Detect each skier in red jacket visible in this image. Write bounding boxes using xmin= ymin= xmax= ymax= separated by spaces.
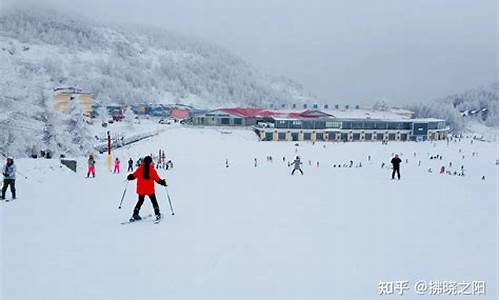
xmin=127 ymin=156 xmax=167 ymax=221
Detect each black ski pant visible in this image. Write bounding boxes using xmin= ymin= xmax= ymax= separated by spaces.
xmin=1 ymin=179 xmax=15 ymax=199
xmin=291 ymin=168 xmax=303 ymax=175
xmin=392 ymin=167 xmax=400 ymax=180
xmin=134 ymin=194 xmax=160 ymax=215
xmin=127 ymin=165 xmax=133 ymax=172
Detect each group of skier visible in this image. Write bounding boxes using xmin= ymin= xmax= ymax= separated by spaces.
xmin=86 ymin=151 xmax=172 ymax=177
xmin=82 ymin=153 xmax=170 ymax=221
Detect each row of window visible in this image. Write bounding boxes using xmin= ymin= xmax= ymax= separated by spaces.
xmin=263 ymin=132 xmax=410 ymax=141
xmin=273 ymin=120 xmax=442 ymax=130
xmin=195 ymin=117 xmax=243 ymax=125
xmin=196 ymin=116 xmax=445 ymax=131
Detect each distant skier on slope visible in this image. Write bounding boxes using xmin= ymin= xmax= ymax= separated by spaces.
xmin=86 ymin=155 xmax=96 ymax=178
xmin=127 ymin=158 xmax=134 ymax=172
xmin=113 ymin=158 xmax=121 ymax=174
xmin=391 ymin=154 xmax=402 ymax=180
xmin=127 ymin=156 xmax=168 ymax=222
xmin=1 ymin=157 xmax=16 ymax=200
xmin=289 ymin=156 xmax=303 ymax=175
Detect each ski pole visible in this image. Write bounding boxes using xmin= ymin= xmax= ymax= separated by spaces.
xmin=118 ymin=181 xmax=129 ymax=209
xmin=15 ymin=169 xmax=28 ymax=180
xmin=165 ymin=187 xmax=175 ymax=215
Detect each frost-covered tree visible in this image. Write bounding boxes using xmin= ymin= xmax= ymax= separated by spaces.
xmin=123 ymin=106 xmax=136 ymax=127
xmin=36 ymin=88 xmax=71 ymax=156
xmin=406 ymin=82 xmax=499 ymax=133
xmin=96 ymin=105 xmax=109 ymax=124
xmin=372 ymin=99 xmax=391 ymax=111
xmin=65 ymin=99 xmax=94 ymax=154
xmin=0 ymin=8 xmax=312 ymax=108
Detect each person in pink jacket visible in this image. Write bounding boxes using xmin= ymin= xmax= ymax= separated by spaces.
xmin=113 ymin=158 xmax=121 ymax=174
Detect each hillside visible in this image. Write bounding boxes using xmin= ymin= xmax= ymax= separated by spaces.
xmin=0 ymin=8 xmax=312 ymax=107
xmin=407 ymin=82 xmax=498 ymax=134
xmin=0 ymin=8 xmax=313 ymax=157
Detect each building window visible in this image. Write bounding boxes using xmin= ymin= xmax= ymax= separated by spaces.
xmin=292 ymin=120 xmax=302 ymax=128
xmin=365 ymin=122 xmax=375 ymax=129
xmin=374 ymin=122 xmax=387 ymax=130
xmin=302 ymin=121 xmax=313 ymax=129
xmin=342 ymin=122 xmax=352 ymax=129
xmin=278 ymin=132 xmax=286 ymax=140
xmin=265 ymin=132 xmax=273 ymax=141
xmin=276 ymin=120 xmax=286 ymax=128
xmin=304 ymin=132 xmax=311 ymax=140
xmin=234 ymin=118 xmax=242 ymax=125
xmin=316 ymin=133 xmax=324 ymax=141
xmin=326 ymin=121 xmax=341 ymax=128
xmin=221 ymin=118 xmax=230 ymax=125
xmin=341 ymin=133 xmax=348 ymax=141
xmin=428 ymin=122 xmax=438 ymax=130
xmin=400 ymin=133 xmax=407 ymax=141
xmin=376 ymin=133 xmax=384 ymax=140
xmin=388 ymin=133 xmax=396 ymax=140
xmin=365 ymin=133 xmax=372 ymax=140
xmin=388 ymin=122 xmax=400 ymax=130
xmin=352 ymin=122 xmax=364 ymax=129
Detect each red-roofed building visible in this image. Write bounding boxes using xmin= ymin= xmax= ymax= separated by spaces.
xmin=191 ymin=108 xmax=333 ymax=127
xmin=190 ymin=107 xmax=448 ymax=142
xmin=170 ymin=108 xmax=191 ymax=120
xmin=192 ymin=108 xmax=282 ymax=126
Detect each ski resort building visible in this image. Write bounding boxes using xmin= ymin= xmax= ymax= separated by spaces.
xmin=53 ymin=87 xmax=93 ymax=114
xmin=191 ymin=108 xmax=449 ymax=142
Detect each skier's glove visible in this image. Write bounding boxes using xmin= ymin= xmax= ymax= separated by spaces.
xmin=127 ymin=174 xmax=135 ymax=181
xmin=157 ymin=179 xmax=168 ymax=186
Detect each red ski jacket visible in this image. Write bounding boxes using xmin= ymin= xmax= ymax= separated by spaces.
xmin=132 ymin=165 xmax=160 ymax=196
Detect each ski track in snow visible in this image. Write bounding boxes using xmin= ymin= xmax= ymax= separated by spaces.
xmin=1 ymin=127 xmax=498 ymax=300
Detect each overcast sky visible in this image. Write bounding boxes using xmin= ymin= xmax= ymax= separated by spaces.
xmin=3 ymin=0 xmax=499 ymax=104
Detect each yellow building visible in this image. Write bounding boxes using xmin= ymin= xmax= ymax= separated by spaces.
xmin=53 ymin=87 xmax=93 ymax=114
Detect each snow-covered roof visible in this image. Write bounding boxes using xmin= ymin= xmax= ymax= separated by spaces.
xmin=203 ymin=107 xmax=444 ymax=123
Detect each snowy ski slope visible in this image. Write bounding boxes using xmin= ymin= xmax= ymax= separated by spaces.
xmin=1 ymin=127 xmax=498 ymax=300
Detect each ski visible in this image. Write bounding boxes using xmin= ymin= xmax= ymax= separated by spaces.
xmin=153 ymin=216 xmax=163 ymax=224
xmin=120 ymin=214 xmax=153 ymax=225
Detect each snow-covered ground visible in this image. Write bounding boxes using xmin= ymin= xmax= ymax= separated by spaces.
xmin=1 ymin=127 xmax=498 ymax=300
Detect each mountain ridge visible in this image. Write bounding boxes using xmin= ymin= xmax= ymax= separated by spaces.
xmin=0 ymin=7 xmax=314 ymax=107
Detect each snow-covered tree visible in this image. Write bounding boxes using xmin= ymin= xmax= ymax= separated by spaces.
xmin=96 ymin=105 xmax=109 ymax=124
xmin=123 ymin=106 xmax=136 ymax=127
xmin=65 ymin=99 xmax=94 ymax=154
xmin=0 ymin=8 xmax=312 ymax=109
xmin=372 ymin=99 xmax=391 ymax=111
